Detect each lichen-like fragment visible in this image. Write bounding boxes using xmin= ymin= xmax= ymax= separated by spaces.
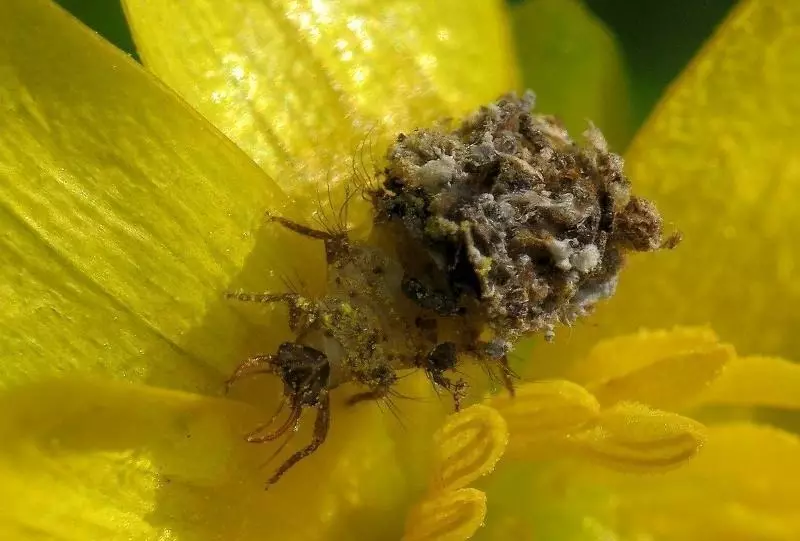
xmin=374 ymin=92 xmax=667 ymax=344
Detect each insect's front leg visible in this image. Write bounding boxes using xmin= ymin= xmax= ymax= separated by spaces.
xmin=266 ymin=391 xmax=330 ymax=487
xmin=225 ymin=353 xmax=275 ymax=393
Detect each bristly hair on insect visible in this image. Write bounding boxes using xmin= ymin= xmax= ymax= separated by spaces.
xmin=225 ymin=91 xmax=677 ymax=487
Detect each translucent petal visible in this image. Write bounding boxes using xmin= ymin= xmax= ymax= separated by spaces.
xmin=122 ymin=0 xmax=519 ymax=204
xmin=403 ymin=488 xmax=487 ymax=541
xmin=698 ymin=355 xmax=800 ymax=409
xmin=569 ymin=402 xmax=707 ymax=472
xmin=542 ymin=0 xmax=800 ymax=359
xmin=490 ymin=380 xmax=599 ymax=458
xmin=570 ymin=328 xmax=734 ymax=409
xmin=0 ymin=0 xmax=284 ymax=391
xmin=430 ymin=404 xmax=508 ymax=492
xmin=509 ymin=0 xmax=633 ymax=149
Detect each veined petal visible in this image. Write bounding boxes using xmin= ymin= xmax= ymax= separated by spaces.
xmin=0 ymin=0 xmax=285 ymax=391
xmin=697 ymin=355 xmax=800 ymax=409
xmin=569 ymin=402 xmax=706 ymax=472
xmin=570 ymin=328 xmax=734 ymax=409
xmin=122 ymin=0 xmax=519 ymax=203
xmin=545 ymin=0 xmax=800 ymax=359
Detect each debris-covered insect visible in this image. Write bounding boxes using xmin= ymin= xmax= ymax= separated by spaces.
xmin=226 ymin=91 xmax=674 ymax=486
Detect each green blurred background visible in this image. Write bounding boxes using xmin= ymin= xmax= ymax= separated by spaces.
xmin=56 ymin=0 xmax=736 ymax=149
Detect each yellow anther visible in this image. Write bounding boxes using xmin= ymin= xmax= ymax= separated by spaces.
xmin=402 ymin=488 xmax=487 ymax=541
xmin=490 ymin=380 xmax=600 ymax=458
xmin=431 ymin=404 xmax=508 ymax=492
xmin=569 ymin=402 xmax=707 ymax=472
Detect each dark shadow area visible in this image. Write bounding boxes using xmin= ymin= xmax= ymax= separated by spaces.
xmin=55 ymin=0 xmax=138 ymax=59
xmin=584 ymin=0 xmax=737 ymax=128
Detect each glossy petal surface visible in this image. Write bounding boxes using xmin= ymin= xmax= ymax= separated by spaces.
xmin=0 ymin=0 xmax=279 ymax=392
xmin=122 ymin=0 xmax=518 ymax=206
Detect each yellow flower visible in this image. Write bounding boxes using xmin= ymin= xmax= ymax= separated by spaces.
xmin=1 ymin=1 xmax=799 ymax=541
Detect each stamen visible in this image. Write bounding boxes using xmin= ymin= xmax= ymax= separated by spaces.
xmin=431 ymin=404 xmax=508 ymax=491
xmin=568 ymin=402 xmax=707 ymax=472
xmin=490 ymin=380 xmax=600 ymax=458
xmin=403 ymin=405 xmax=508 ymax=541
xmin=402 ymin=488 xmax=487 ymax=541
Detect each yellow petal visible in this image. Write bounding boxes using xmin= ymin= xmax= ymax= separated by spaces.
xmin=0 ymin=376 xmax=417 ymax=540
xmin=571 ymin=328 xmax=734 ymax=409
xmin=510 ymin=0 xmax=633 ymax=148
xmin=122 ymin=0 xmax=519 ymax=201
xmin=490 ymin=380 xmax=599 ymax=458
xmin=552 ymin=0 xmax=800 ymax=358
xmin=685 ymin=423 xmax=800 ymax=512
xmin=431 ymin=404 xmax=508 ymax=492
xmin=403 ymin=488 xmax=487 ymax=541
xmin=698 ymin=355 xmax=800 ymax=409
xmin=0 ymin=379 xmax=255 ymax=539
xmin=607 ymin=423 xmax=800 ymax=540
xmin=569 ymin=327 xmax=721 ymax=384
xmin=569 ymin=402 xmax=706 ymax=472
xmin=0 ymin=0 xmax=287 ymax=390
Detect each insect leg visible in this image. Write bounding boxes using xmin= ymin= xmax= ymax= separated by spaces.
xmin=225 ymin=291 xmax=299 ymax=304
xmin=470 ymin=340 xmax=518 ymax=397
xmin=267 ymin=213 xmax=337 ymax=241
xmin=346 ymin=385 xmax=390 ymax=406
xmin=246 ymin=398 xmax=303 ymax=443
xmin=428 ymin=369 xmax=468 ymax=412
xmin=225 ymin=292 xmax=307 ymax=330
xmin=423 ymin=342 xmax=468 ymax=411
xmin=497 ymin=354 xmax=518 ymax=397
xmin=265 ymin=213 xmax=349 ymax=263
xmin=225 ymin=354 xmax=275 ymax=393
xmin=266 ymin=391 xmax=331 ymax=486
